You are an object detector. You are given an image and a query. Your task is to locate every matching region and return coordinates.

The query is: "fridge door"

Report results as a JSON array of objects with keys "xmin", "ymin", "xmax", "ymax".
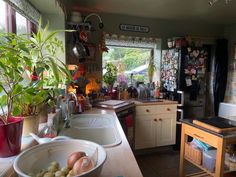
[{"xmin": 177, "ymin": 47, "xmax": 208, "ymax": 119}]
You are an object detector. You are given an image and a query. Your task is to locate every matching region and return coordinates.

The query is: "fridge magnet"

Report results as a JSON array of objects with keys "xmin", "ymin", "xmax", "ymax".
[
  {"xmin": 190, "ymin": 68, "xmax": 196, "ymax": 75},
  {"xmin": 184, "ymin": 69, "xmax": 190, "ymax": 74},
  {"xmin": 193, "ymin": 50, "xmax": 200, "ymax": 58},
  {"xmin": 186, "ymin": 77, "xmax": 192, "ymax": 87},
  {"xmin": 192, "ymin": 75, "xmax": 197, "ymax": 80},
  {"xmin": 199, "ymin": 57, "xmax": 204, "ymax": 65}
]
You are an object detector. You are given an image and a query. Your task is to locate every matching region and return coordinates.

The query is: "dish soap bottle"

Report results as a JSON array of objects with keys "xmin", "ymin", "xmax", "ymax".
[{"xmin": 38, "ymin": 118, "xmax": 57, "ymax": 138}]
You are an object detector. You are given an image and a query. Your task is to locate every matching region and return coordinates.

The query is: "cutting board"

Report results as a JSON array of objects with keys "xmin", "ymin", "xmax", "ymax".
[
  {"xmin": 99, "ymin": 100, "xmax": 125, "ymax": 106},
  {"xmin": 193, "ymin": 117, "xmax": 236, "ymax": 133}
]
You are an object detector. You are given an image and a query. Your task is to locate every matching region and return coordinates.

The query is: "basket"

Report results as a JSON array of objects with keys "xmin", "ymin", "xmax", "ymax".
[{"xmin": 184, "ymin": 142, "xmax": 202, "ymax": 165}]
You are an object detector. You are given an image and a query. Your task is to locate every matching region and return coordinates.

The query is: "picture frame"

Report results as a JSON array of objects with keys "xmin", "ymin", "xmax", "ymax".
[{"xmin": 85, "ymin": 43, "xmax": 96, "ymax": 60}]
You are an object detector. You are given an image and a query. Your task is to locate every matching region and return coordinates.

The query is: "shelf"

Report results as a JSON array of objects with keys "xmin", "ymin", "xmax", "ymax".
[
  {"xmin": 186, "ymin": 171, "xmax": 211, "ymax": 177},
  {"xmin": 185, "ymin": 157, "xmax": 214, "ymax": 177}
]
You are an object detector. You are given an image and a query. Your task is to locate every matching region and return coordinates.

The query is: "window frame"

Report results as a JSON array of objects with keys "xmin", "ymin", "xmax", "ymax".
[{"xmin": 1, "ymin": 0, "xmax": 36, "ymax": 34}]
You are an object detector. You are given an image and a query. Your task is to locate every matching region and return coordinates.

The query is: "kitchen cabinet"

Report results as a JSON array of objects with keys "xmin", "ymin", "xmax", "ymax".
[{"xmin": 135, "ymin": 104, "xmax": 177, "ymax": 149}]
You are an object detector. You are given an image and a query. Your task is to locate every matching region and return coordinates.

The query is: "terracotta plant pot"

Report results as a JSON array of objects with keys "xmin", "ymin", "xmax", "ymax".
[
  {"xmin": 22, "ymin": 115, "xmax": 39, "ymax": 136},
  {"xmin": 0, "ymin": 117, "xmax": 23, "ymax": 157}
]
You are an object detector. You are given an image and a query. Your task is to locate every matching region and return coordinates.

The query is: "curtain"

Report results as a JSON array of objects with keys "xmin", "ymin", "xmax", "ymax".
[
  {"xmin": 213, "ymin": 39, "xmax": 228, "ymax": 116},
  {"xmin": 3, "ymin": 0, "xmax": 41, "ymax": 24}
]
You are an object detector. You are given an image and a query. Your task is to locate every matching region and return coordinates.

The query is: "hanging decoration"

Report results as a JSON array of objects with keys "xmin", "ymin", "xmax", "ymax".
[{"xmin": 99, "ymin": 33, "xmax": 109, "ymax": 53}]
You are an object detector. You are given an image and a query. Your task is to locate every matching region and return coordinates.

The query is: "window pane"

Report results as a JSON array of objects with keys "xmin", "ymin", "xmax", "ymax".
[
  {"xmin": 0, "ymin": 0, "xmax": 6, "ymax": 32},
  {"xmin": 16, "ymin": 12, "xmax": 27, "ymax": 35},
  {"xmin": 103, "ymin": 46, "xmax": 155, "ymax": 85}
]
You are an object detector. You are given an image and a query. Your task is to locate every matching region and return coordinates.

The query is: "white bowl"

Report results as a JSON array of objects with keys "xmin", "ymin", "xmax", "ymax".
[{"xmin": 13, "ymin": 139, "xmax": 106, "ymax": 177}]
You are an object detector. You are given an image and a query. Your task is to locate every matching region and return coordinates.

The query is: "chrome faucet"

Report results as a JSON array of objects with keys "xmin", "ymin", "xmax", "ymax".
[{"xmin": 64, "ymin": 92, "xmax": 78, "ymax": 128}]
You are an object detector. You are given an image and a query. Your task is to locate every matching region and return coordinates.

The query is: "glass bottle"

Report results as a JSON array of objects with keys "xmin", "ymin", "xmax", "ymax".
[{"xmin": 38, "ymin": 118, "xmax": 57, "ymax": 138}]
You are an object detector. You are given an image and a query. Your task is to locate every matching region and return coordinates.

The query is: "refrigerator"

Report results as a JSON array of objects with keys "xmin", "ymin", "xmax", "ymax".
[{"xmin": 161, "ymin": 46, "xmax": 210, "ymax": 149}]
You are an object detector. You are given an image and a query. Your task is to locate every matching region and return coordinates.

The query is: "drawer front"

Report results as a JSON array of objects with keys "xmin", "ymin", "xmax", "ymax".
[
  {"xmin": 136, "ymin": 113, "xmax": 176, "ymax": 121},
  {"xmin": 136, "ymin": 104, "xmax": 177, "ymax": 115},
  {"xmin": 184, "ymin": 124, "xmax": 218, "ymax": 148}
]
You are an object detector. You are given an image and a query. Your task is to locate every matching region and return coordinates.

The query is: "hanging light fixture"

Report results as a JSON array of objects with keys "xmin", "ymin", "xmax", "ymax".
[{"xmin": 209, "ymin": 0, "xmax": 231, "ymax": 6}]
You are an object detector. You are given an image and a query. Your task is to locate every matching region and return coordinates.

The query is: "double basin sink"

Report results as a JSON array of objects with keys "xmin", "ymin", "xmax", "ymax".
[{"xmin": 59, "ymin": 114, "xmax": 122, "ymax": 147}]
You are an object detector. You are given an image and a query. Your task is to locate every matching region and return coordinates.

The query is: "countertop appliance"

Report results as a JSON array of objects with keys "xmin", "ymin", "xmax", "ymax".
[
  {"xmin": 161, "ymin": 46, "xmax": 211, "ymax": 149},
  {"xmin": 95, "ymin": 100, "xmax": 135, "ymax": 148}
]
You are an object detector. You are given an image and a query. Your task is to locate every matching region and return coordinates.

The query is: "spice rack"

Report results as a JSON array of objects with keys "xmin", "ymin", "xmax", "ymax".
[{"xmin": 179, "ymin": 121, "xmax": 236, "ymax": 177}]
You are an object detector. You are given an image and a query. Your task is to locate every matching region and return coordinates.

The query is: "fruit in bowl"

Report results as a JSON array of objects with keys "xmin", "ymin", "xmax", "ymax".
[{"xmin": 13, "ymin": 139, "xmax": 106, "ymax": 177}]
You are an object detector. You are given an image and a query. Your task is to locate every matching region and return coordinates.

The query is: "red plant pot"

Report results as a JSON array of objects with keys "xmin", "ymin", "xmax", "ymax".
[{"xmin": 0, "ymin": 117, "xmax": 23, "ymax": 157}]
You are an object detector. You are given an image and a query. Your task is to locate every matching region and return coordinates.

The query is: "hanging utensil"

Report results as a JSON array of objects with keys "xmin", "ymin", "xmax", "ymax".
[{"xmin": 72, "ymin": 29, "xmax": 87, "ymax": 61}]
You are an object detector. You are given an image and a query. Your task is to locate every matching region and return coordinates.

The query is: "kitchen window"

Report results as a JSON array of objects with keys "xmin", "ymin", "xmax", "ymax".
[
  {"xmin": 103, "ymin": 34, "xmax": 161, "ymax": 86},
  {"xmin": 0, "ymin": 0, "xmax": 6, "ymax": 32},
  {"xmin": 16, "ymin": 12, "xmax": 28, "ymax": 35},
  {"xmin": 0, "ymin": 0, "xmax": 36, "ymax": 35}
]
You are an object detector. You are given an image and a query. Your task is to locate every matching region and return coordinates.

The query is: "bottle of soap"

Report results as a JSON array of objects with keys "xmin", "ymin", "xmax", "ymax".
[{"xmin": 38, "ymin": 118, "xmax": 57, "ymax": 138}]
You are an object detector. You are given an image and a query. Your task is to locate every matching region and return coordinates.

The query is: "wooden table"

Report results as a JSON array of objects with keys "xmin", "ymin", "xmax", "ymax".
[{"xmin": 179, "ymin": 119, "xmax": 236, "ymax": 177}]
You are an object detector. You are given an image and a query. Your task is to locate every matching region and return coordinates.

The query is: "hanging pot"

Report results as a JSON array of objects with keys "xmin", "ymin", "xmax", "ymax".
[{"xmin": 72, "ymin": 31, "xmax": 87, "ymax": 60}]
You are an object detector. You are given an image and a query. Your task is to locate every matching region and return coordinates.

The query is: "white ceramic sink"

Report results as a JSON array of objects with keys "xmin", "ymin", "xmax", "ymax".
[
  {"xmin": 70, "ymin": 114, "xmax": 113, "ymax": 128},
  {"xmin": 59, "ymin": 114, "xmax": 122, "ymax": 147}
]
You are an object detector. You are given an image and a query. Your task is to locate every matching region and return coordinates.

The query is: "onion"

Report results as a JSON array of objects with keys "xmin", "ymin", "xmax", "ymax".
[
  {"xmin": 67, "ymin": 151, "xmax": 86, "ymax": 169},
  {"xmin": 72, "ymin": 156, "xmax": 95, "ymax": 176}
]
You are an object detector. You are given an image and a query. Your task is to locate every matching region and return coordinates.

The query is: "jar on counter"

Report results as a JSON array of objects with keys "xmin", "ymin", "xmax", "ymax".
[
  {"xmin": 78, "ymin": 94, "xmax": 86, "ymax": 112},
  {"xmin": 38, "ymin": 118, "xmax": 57, "ymax": 138}
]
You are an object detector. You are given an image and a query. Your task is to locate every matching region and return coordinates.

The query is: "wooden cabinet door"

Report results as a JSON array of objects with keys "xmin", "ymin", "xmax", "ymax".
[
  {"xmin": 156, "ymin": 114, "xmax": 176, "ymax": 146},
  {"xmin": 135, "ymin": 115, "xmax": 156, "ymax": 149}
]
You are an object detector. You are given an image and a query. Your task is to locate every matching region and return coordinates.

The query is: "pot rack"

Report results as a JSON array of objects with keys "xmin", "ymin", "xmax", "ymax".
[{"xmin": 67, "ymin": 13, "xmax": 104, "ymax": 32}]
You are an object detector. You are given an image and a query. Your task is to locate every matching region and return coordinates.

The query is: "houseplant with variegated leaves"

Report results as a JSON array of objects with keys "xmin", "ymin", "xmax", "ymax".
[{"xmin": 0, "ymin": 22, "xmax": 72, "ymax": 157}]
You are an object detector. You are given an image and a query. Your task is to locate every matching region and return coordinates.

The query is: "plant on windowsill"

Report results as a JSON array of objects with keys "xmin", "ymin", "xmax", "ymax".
[
  {"xmin": 147, "ymin": 55, "xmax": 156, "ymax": 83},
  {"xmin": 103, "ymin": 63, "xmax": 117, "ymax": 93},
  {"xmin": 0, "ymin": 22, "xmax": 71, "ymax": 157}
]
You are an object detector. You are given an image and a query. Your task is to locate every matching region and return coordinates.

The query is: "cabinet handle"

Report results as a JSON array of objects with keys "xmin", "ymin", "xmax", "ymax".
[
  {"xmin": 154, "ymin": 118, "xmax": 157, "ymax": 122},
  {"xmin": 193, "ymin": 134, "xmax": 204, "ymax": 140},
  {"xmin": 146, "ymin": 109, "xmax": 150, "ymax": 112},
  {"xmin": 167, "ymin": 108, "xmax": 171, "ymax": 111},
  {"xmin": 159, "ymin": 118, "xmax": 163, "ymax": 121}
]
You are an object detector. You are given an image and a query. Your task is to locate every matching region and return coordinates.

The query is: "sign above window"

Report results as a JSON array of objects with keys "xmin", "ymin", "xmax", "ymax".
[{"xmin": 119, "ymin": 24, "xmax": 150, "ymax": 33}]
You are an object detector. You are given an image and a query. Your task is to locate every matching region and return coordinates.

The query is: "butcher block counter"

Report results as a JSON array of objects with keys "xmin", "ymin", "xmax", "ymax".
[{"xmin": 2, "ymin": 108, "xmax": 143, "ymax": 177}]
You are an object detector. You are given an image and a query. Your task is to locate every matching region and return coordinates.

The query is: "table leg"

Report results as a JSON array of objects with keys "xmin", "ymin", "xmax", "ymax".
[
  {"xmin": 215, "ymin": 138, "xmax": 226, "ymax": 177},
  {"xmin": 179, "ymin": 124, "xmax": 187, "ymax": 177}
]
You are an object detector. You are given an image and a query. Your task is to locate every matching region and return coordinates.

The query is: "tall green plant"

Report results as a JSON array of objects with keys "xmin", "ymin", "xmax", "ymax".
[
  {"xmin": 0, "ymin": 33, "xmax": 35, "ymax": 122},
  {"xmin": 0, "ymin": 22, "xmax": 72, "ymax": 124}
]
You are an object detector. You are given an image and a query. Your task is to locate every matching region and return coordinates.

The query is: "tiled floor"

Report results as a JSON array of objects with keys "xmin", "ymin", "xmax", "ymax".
[{"xmin": 135, "ymin": 146, "xmax": 200, "ymax": 177}]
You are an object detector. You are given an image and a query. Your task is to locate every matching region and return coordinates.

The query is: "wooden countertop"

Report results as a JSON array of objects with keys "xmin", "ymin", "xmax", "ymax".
[
  {"xmin": 85, "ymin": 108, "xmax": 143, "ymax": 177},
  {"xmin": 2, "ymin": 108, "xmax": 143, "ymax": 177}
]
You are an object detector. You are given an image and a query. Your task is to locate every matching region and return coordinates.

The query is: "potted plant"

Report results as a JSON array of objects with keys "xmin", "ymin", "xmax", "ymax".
[
  {"xmin": 0, "ymin": 23, "xmax": 71, "ymax": 157},
  {"xmin": 103, "ymin": 63, "xmax": 117, "ymax": 92},
  {"xmin": 147, "ymin": 55, "xmax": 156, "ymax": 83},
  {"xmin": 0, "ymin": 33, "xmax": 33, "ymax": 157}
]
